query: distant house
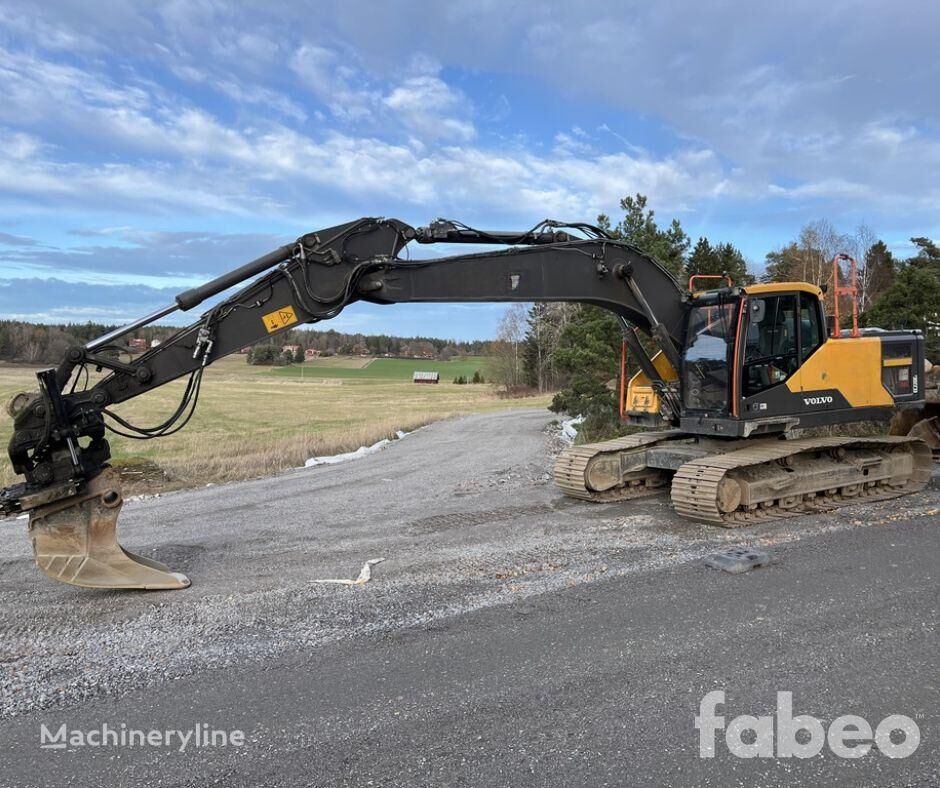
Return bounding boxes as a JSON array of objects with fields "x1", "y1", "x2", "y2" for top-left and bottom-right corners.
[
  {"x1": 304, "y1": 348, "x2": 321, "y2": 360},
  {"x1": 282, "y1": 344, "x2": 301, "y2": 355},
  {"x1": 127, "y1": 338, "x2": 148, "y2": 354},
  {"x1": 150, "y1": 339, "x2": 162, "y2": 348},
  {"x1": 413, "y1": 371, "x2": 440, "y2": 384}
]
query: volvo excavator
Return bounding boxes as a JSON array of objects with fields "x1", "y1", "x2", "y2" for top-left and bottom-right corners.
[{"x1": 1, "y1": 217, "x2": 934, "y2": 590}]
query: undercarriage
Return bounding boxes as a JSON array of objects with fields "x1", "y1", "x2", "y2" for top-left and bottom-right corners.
[{"x1": 553, "y1": 432, "x2": 933, "y2": 526}]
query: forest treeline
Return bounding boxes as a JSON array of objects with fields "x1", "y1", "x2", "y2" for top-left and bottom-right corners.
[{"x1": 0, "y1": 321, "x2": 491, "y2": 365}]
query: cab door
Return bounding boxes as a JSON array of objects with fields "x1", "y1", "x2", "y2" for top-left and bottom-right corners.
[
  {"x1": 796, "y1": 292, "x2": 826, "y2": 395},
  {"x1": 741, "y1": 293, "x2": 800, "y2": 401}
]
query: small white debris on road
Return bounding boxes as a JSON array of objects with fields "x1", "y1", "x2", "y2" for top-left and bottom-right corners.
[{"x1": 312, "y1": 558, "x2": 386, "y2": 586}]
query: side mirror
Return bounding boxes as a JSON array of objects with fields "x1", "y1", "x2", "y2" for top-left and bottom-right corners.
[
  {"x1": 748, "y1": 299, "x2": 766, "y2": 324},
  {"x1": 826, "y1": 314, "x2": 837, "y2": 337}
]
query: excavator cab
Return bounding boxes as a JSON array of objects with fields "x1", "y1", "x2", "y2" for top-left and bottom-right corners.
[{"x1": 626, "y1": 279, "x2": 926, "y2": 438}]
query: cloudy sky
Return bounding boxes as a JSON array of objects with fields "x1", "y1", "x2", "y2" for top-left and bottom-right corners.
[{"x1": 0, "y1": 1, "x2": 937, "y2": 339}]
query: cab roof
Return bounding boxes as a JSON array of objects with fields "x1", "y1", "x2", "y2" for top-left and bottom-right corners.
[
  {"x1": 690, "y1": 281, "x2": 825, "y2": 301},
  {"x1": 742, "y1": 281, "x2": 824, "y2": 298}
]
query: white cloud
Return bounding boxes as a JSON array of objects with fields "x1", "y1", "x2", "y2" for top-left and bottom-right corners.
[
  {"x1": 0, "y1": 6, "x2": 102, "y2": 53},
  {"x1": 768, "y1": 179, "x2": 872, "y2": 201},
  {"x1": 553, "y1": 129, "x2": 594, "y2": 156},
  {"x1": 384, "y1": 74, "x2": 475, "y2": 142},
  {"x1": 289, "y1": 44, "x2": 380, "y2": 122},
  {"x1": 290, "y1": 45, "x2": 476, "y2": 142},
  {"x1": 0, "y1": 0, "x2": 936, "y2": 252},
  {"x1": 0, "y1": 105, "x2": 730, "y2": 223},
  {"x1": 862, "y1": 122, "x2": 918, "y2": 153},
  {"x1": 0, "y1": 40, "x2": 732, "y2": 223},
  {"x1": 0, "y1": 138, "x2": 273, "y2": 215},
  {"x1": 170, "y1": 63, "x2": 308, "y2": 122}
]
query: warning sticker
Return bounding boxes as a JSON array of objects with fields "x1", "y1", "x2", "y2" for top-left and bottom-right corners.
[{"x1": 262, "y1": 305, "x2": 299, "y2": 333}]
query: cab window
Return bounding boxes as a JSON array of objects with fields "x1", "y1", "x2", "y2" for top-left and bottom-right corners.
[
  {"x1": 683, "y1": 301, "x2": 738, "y2": 412},
  {"x1": 743, "y1": 294, "x2": 799, "y2": 397},
  {"x1": 798, "y1": 294, "x2": 823, "y2": 361}
]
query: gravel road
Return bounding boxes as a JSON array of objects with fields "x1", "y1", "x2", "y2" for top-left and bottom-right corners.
[{"x1": 0, "y1": 408, "x2": 937, "y2": 786}]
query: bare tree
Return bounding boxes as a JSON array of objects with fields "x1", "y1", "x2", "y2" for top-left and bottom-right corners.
[
  {"x1": 851, "y1": 223, "x2": 879, "y2": 311},
  {"x1": 525, "y1": 302, "x2": 578, "y2": 392},
  {"x1": 490, "y1": 303, "x2": 528, "y2": 389},
  {"x1": 797, "y1": 219, "x2": 851, "y2": 287}
]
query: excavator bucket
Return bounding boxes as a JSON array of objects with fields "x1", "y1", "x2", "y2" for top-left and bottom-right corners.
[
  {"x1": 908, "y1": 416, "x2": 940, "y2": 458},
  {"x1": 27, "y1": 468, "x2": 189, "y2": 590}
]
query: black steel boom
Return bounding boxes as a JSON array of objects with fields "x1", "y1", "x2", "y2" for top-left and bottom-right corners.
[{"x1": 2, "y1": 217, "x2": 685, "y2": 516}]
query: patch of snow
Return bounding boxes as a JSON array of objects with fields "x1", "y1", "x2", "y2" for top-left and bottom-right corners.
[
  {"x1": 304, "y1": 429, "x2": 410, "y2": 468},
  {"x1": 560, "y1": 416, "x2": 584, "y2": 444}
]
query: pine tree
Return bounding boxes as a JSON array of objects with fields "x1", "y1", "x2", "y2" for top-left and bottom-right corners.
[
  {"x1": 714, "y1": 242, "x2": 752, "y2": 284},
  {"x1": 548, "y1": 306, "x2": 623, "y2": 441},
  {"x1": 684, "y1": 237, "x2": 715, "y2": 280},
  {"x1": 541, "y1": 194, "x2": 692, "y2": 440},
  {"x1": 762, "y1": 243, "x2": 802, "y2": 283},
  {"x1": 861, "y1": 240, "x2": 895, "y2": 309},
  {"x1": 910, "y1": 237, "x2": 940, "y2": 264},
  {"x1": 604, "y1": 193, "x2": 689, "y2": 276}
]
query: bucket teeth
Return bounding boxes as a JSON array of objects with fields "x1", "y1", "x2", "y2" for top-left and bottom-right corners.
[{"x1": 27, "y1": 468, "x2": 190, "y2": 590}]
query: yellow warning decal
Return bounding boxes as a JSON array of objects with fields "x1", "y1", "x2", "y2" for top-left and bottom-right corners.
[{"x1": 262, "y1": 305, "x2": 298, "y2": 333}]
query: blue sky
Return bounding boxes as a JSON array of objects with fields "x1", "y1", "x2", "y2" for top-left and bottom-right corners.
[{"x1": 0, "y1": 1, "x2": 937, "y2": 340}]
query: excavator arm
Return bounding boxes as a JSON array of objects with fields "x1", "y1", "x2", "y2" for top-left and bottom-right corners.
[{"x1": 1, "y1": 216, "x2": 685, "y2": 590}]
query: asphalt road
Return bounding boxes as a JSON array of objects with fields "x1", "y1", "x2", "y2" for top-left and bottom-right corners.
[{"x1": 0, "y1": 409, "x2": 937, "y2": 786}]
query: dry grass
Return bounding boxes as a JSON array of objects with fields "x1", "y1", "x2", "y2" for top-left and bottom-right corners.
[{"x1": 0, "y1": 356, "x2": 551, "y2": 493}]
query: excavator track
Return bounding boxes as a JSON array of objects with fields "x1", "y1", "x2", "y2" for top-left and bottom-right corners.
[
  {"x1": 553, "y1": 431, "x2": 681, "y2": 502},
  {"x1": 671, "y1": 436, "x2": 933, "y2": 526}
]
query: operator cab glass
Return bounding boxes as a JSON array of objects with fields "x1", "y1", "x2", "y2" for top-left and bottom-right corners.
[
  {"x1": 743, "y1": 293, "x2": 824, "y2": 398},
  {"x1": 682, "y1": 298, "x2": 739, "y2": 413}
]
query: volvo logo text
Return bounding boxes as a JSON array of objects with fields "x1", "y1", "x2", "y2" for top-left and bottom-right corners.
[{"x1": 803, "y1": 395, "x2": 834, "y2": 406}]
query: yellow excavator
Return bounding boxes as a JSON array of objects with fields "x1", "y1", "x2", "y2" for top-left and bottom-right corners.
[{"x1": 1, "y1": 217, "x2": 934, "y2": 590}]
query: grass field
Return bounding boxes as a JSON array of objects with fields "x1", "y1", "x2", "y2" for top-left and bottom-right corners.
[
  {"x1": 0, "y1": 356, "x2": 550, "y2": 493},
  {"x1": 271, "y1": 356, "x2": 491, "y2": 381}
]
